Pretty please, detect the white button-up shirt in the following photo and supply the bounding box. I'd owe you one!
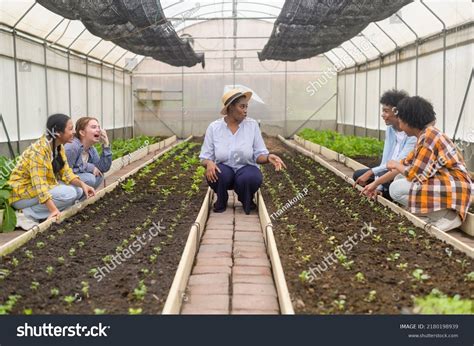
[199,117,269,172]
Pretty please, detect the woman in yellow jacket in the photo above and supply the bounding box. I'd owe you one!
[8,114,95,230]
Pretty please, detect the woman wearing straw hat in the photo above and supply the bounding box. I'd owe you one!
[200,88,286,214]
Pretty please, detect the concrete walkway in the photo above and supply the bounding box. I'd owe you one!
[181,191,280,314]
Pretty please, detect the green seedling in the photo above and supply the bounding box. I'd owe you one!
[355,272,365,283]
[365,290,377,303]
[50,288,59,297]
[63,295,76,307]
[45,266,54,276]
[412,269,430,282]
[299,270,311,283]
[386,253,400,262]
[128,308,142,315]
[121,178,136,193]
[30,281,40,290]
[133,280,147,301]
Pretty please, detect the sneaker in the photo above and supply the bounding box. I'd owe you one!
[15,212,39,231]
[428,210,462,232]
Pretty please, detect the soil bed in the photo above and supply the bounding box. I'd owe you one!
[262,137,473,314]
[0,140,207,314]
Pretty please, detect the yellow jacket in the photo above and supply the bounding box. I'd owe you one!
[8,136,78,204]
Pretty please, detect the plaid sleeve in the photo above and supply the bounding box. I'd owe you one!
[59,146,78,184]
[403,145,434,182]
[29,151,53,204]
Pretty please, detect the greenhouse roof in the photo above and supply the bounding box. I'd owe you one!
[0,0,472,70]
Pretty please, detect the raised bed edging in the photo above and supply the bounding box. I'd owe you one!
[257,190,295,315]
[0,136,189,258]
[294,134,474,237]
[162,187,213,314]
[163,188,295,315]
[104,135,177,179]
[284,135,473,258]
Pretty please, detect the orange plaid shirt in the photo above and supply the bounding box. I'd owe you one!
[401,126,472,220]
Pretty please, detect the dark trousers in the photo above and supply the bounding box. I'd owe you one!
[207,163,262,214]
[353,168,392,200]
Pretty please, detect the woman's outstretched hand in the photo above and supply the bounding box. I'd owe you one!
[268,154,286,171]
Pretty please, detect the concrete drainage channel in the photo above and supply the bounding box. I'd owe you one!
[0,135,184,257]
[282,135,474,259]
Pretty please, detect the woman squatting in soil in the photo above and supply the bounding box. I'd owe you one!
[200,88,287,215]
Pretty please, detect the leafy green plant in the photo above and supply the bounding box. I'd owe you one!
[30,281,40,290]
[63,295,76,307]
[298,129,384,158]
[0,294,21,315]
[396,262,408,270]
[45,266,54,275]
[0,179,16,232]
[298,270,311,283]
[69,248,76,257]
[11,257,19,267]
[81,281,89,298]
[386,253,400,262]
[50,288,59,297]
[128,307,142,315]
[414,289,473,314]
[355,272,365,283]
[24,250,34,260]
[36,241,45,249]
[365,290,377,303]
[133,280,147,300]
[465,272,474,282]
[23,308,33,315]
[57,256,65,265]
[332,296,346,311]
[412,269,430,282]
[121,178,136,193]
[94,308,106,315]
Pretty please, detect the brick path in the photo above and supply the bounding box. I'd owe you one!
[181,191,280,314]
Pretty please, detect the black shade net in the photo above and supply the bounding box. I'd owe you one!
[37,0,205,68]
[258,0,413,62]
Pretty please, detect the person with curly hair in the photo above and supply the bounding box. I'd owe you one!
[355,89,417,200]
[386,96,472,231]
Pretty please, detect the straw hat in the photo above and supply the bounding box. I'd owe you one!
[220,88,252,115]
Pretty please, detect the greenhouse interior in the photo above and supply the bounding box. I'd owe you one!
[0,0,473,327]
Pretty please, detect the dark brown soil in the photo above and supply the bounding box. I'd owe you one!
[351,156,381,168]
[0,141,207,314]
[263,137,473,314]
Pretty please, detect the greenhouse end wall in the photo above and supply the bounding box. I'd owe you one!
[132,19,338,138]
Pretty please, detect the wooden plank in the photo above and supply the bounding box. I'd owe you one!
[257,190,295,315]
[162,187,213,314]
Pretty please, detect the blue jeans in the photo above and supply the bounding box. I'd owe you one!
[12,183,83,221]
[77,172,104,189]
